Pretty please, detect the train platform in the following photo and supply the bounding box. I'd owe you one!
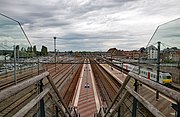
[100,64,176,117]
[72,60,101,117]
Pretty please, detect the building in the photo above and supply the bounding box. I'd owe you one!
[106,48,140,60]
[170,50,180,62]
[106,48,117,59]
[161,48,180,63]
[146,45,158,60]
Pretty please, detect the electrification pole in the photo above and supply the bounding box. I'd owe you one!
[156,41,161,100]
[132,53,140,117]
[13,45,17,85]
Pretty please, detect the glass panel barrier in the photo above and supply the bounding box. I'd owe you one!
[143,18,180,87]
[0,14,33,79]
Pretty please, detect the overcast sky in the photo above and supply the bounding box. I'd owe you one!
[0,0,180,51]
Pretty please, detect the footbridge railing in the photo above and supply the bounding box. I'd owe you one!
[97,72,180,117]
[0,71,79,117]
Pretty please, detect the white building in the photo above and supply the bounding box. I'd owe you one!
[146,45,158,60]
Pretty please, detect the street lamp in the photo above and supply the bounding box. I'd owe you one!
[54,37,57,72]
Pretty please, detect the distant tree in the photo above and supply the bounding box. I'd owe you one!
[41,45,48,56]
[33,45,37,56]
[27,47,30,52]
[30,46,32,52]
[16,45,19,51]
[21,47,26,52]
[139,47,145,53]
[36,51,41,56]
[27,46,32,52]
[68,51,73,54]
[171,47,178,50]
[16,45,20,60]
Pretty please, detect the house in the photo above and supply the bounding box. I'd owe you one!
[171,49,180,62]
[106,48,117,59]
[106,48,141,60]
[161,48,180,62]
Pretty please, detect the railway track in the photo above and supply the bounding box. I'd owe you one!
[97,59,177,116]
[38,59,84,107]
[62,64,83,106]
[19,63,75,116]
[0,59,83,116]
[90,59,121,107]
[0,66,38,80]
[91,59,151,116]
[0,69,45,90]
[0,85,37,117]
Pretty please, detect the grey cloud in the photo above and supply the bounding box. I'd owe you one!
[0,0,180,51]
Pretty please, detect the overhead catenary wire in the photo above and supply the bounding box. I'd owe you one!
[161,42,175,49]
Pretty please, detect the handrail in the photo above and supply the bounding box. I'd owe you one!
[126,86,166,117]
[104,75,131,117]
[0,71,73,117]
[109,90,129,116]
[0,71,49,102]
[102,71,178,117]
[13,88,50,117]
[48,92,67,117]
[47,75,72,117]
[128,72,180,102]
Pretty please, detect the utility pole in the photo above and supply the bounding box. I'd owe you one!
[4,55,7,74]
[38,58,40,75]
[132,53,140,117]
[156,41,161,100]
[17,47,19,62]
[13,45,17,85]
[111,51,113,70]
[54,37,56,72]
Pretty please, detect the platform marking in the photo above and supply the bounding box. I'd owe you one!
[73,64,85,107]
[101,64,125,84]
[88,62,101,112]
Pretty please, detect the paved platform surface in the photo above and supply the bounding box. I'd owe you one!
[100,64,176,117]
[73,60,100,117]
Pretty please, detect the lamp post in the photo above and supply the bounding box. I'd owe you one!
[54,37,57,72]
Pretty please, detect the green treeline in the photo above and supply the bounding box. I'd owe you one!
[0,45,48,58]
